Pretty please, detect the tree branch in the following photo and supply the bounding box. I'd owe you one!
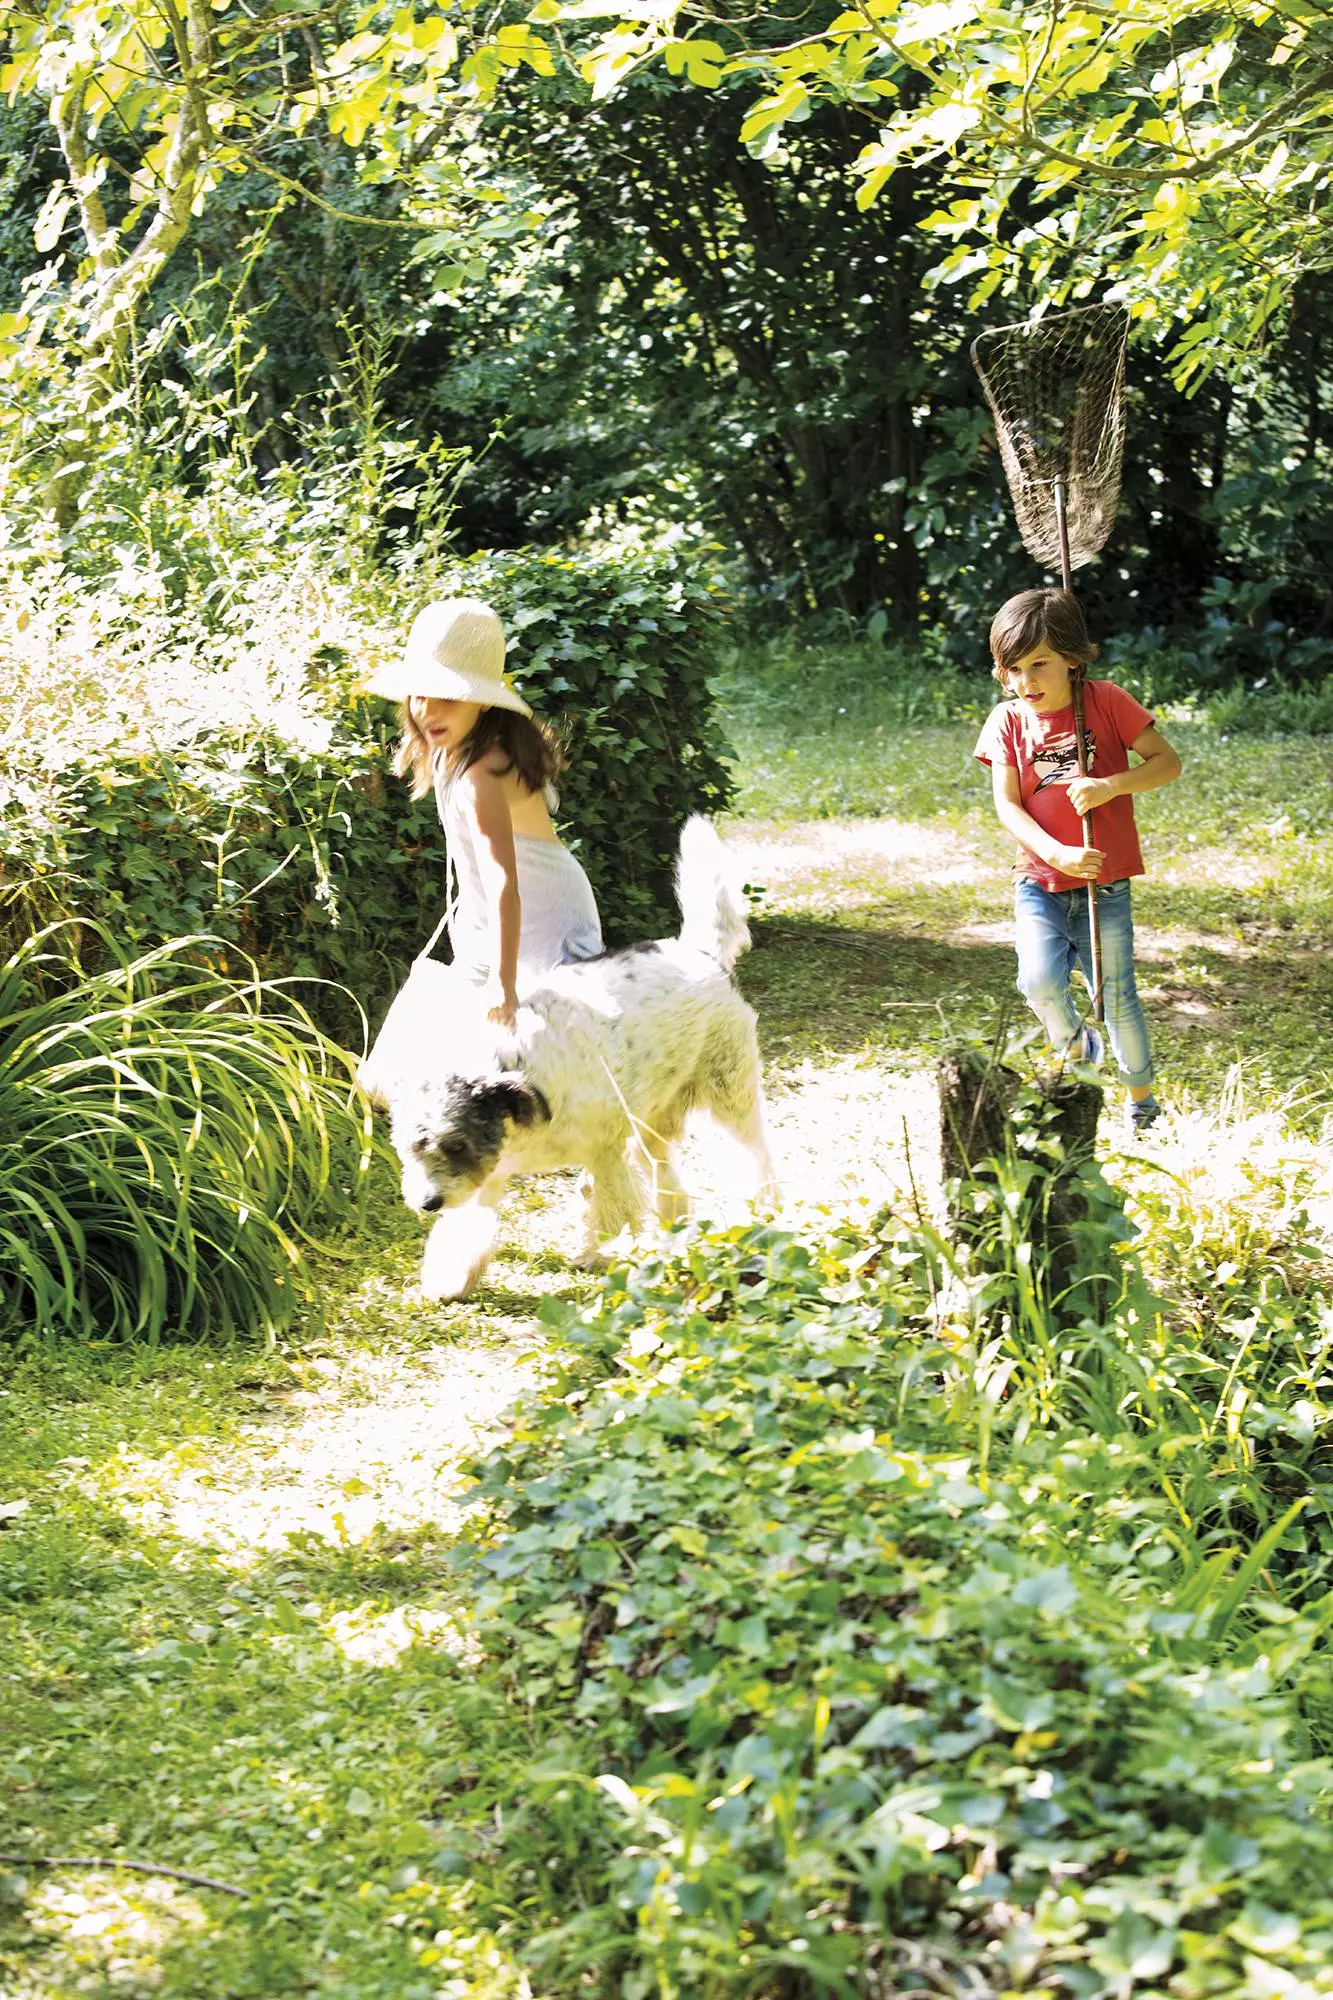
[49,81,119,284]
[0,1853,248,1899]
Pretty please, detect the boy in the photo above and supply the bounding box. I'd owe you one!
[974,588,1182,1134]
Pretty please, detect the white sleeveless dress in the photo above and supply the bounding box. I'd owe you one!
[431,760,603,982]
[359,760,603,1102]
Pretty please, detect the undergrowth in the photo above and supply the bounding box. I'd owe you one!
[449,1157,1333,1997]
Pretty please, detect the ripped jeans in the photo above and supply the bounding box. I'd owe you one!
[1013,876,1154,1090]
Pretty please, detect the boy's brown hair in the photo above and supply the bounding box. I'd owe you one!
[989,588,1099,684]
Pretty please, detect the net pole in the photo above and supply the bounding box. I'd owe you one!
[1052,479,1073,593]
[1054,478,1105,1023]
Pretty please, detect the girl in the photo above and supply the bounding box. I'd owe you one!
[366,597,603,1031]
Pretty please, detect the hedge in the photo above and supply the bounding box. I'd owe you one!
[1,546,734,1040]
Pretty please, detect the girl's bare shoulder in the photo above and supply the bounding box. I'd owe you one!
[454,756,542,826]
[454,752,513,794]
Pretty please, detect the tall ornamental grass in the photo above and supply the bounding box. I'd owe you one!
[0,926,373,1346]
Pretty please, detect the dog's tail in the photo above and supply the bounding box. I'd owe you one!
[675,815,750,971]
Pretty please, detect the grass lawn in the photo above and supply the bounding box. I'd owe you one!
[2,656,1331,1996]
[723,656,1333,1118]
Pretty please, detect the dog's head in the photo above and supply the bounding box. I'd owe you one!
[390,1071,550,1213]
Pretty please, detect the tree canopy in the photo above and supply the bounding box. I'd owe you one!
[523,0,1333,382]
[1,0,1331,652]
[4,0,1330,375]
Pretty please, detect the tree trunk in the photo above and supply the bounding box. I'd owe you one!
[937,1047,1104,1321]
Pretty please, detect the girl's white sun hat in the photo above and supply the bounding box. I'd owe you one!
[364,597,533,716]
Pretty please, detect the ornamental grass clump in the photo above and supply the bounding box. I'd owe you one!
[0,925,372,1347]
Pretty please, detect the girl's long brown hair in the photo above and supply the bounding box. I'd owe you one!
[394,703,566,801]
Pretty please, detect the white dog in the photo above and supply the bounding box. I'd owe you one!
[363,816,778,1301]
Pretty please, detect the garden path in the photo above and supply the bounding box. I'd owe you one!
[99,805,1333,1567]
[92,819,951,1577]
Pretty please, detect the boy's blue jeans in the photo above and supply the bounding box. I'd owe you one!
[1014,877,1154,1089]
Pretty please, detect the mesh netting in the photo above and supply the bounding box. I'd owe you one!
[971,304,1129,573]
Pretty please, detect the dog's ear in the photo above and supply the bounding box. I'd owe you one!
[473,1074,550,1128]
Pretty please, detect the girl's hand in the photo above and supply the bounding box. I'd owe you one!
[483,983,518,1032]
[1052,842,1105,882]
[1067,775,1115,816]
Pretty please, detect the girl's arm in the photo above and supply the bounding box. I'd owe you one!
[1067,724,1182,815]
[460,763,521,1027]
[991,764,1104,882]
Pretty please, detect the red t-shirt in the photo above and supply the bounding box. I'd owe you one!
[973,679,1156,891]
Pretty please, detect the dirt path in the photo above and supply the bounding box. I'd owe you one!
[83,823,951,1569]
[81,813,1333,1570]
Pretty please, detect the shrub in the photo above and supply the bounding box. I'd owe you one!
[439,545,734,946]
[0,925,372,1347]
[1,543,733,1033]
[459,1216,1333,1997]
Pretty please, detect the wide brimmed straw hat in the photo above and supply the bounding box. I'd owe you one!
[363,597,532,716]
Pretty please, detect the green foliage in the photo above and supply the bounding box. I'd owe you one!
[8,0,1333,658]
[388,73,1333,654]
[459,1205,1333,1996]
[0,925,372,1348]
[526,1,1333,378]
[2,734,436,1044]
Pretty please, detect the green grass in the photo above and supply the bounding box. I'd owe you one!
[3,643,1332,1996]
[0,1190,595,1997]
[720,650,1333,1118]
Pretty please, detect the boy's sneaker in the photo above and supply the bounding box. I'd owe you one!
[1125,1094,1161,1136]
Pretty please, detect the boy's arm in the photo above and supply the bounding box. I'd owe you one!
[1067,724,1182,816]
[990,764,1104,882]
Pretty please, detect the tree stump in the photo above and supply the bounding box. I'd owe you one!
[937,1047,1104,1320]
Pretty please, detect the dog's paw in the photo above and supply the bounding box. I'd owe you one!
[420,1208,497,1302]
[420,1265,479,1303]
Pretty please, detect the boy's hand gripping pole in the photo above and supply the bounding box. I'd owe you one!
[1054,478,1104,1023]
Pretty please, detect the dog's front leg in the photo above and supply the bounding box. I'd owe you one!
[420,1178,507,1301]
[576,1149,646,1267]
[716,1066,781,1209]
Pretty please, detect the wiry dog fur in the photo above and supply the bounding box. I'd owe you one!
[366,816,778,1300]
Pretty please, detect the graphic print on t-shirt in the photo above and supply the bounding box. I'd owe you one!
[1032,725,1096,792]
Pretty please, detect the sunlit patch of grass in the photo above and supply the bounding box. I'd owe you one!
[0,1141,615,1995]
[1120,1065,1333,1265]
[0,1242,584,1996]
[13,1872,209,1998]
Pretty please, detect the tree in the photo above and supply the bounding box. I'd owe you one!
[0,0,550,518]
[514,0,1333,379]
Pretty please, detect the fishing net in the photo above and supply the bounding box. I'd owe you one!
[971,304,1129,574]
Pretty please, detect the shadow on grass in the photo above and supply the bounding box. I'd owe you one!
[742,912,1018,1067]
